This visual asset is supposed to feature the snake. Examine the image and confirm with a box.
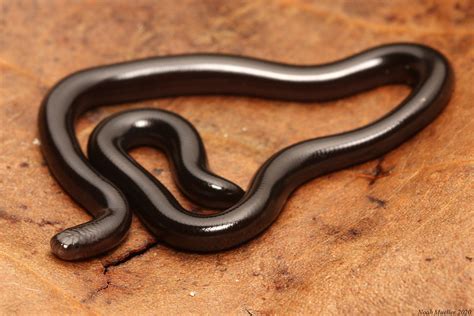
[38,43,453,260]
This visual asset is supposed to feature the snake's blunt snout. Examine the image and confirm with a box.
[50,208,131,260]
[50,229,86,261]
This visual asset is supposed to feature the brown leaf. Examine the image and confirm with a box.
[1,0,473,314]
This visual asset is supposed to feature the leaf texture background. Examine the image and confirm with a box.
[0,0,473,314]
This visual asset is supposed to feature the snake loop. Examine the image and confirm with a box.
[39,43,453,260]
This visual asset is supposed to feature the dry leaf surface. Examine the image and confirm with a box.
[0,0,473,314]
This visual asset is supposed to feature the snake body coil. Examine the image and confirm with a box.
[39,43,453,260]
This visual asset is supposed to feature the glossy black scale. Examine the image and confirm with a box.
[38,43,453,260]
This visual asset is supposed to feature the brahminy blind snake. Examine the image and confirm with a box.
[38,43,453,260]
